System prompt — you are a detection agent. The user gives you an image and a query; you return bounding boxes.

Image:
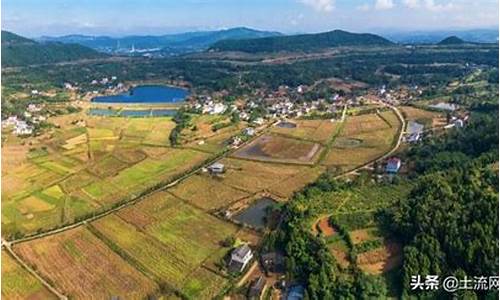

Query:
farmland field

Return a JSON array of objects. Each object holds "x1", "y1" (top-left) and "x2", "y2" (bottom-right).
[
  {"x1": 270, "y1": 119, "x2": 342, "y2": 143},
  {"x1": 399, "y1": 106, "x2": 446, "y2": 128},
  {"x1": 1, "y1": 251, "x2": 57, "y2": 300},
  {"x1": 322, "y1": 111, "x2": 401, "y2": 172},
  {"x1": 14, "y1": 227, "x2": 158, "y2": 299},
  {"x1": 217, "y1": 158, "x2": 311, "y2": 193},
  {"x1": 232, "y1": 134, "x2": 322, "y2": 164},
  {"x1": 1, "y1": 114, "x2": 216, "y2": 238},
  {"x1": 91, "y1": 191, "x2": 239, "y2": 297},
  {"x1": 169, "y1": 174, "x2": 252, "y2": 210}
]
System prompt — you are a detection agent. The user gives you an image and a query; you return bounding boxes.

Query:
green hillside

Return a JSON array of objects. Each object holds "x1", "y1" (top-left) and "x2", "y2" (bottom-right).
[
  {"x1": 209, "y1": 29, "x2": 393, "y2": 53},
  {"x1": 438, "y1": 36, "x2": 466, "y2": 45},
  {"x1": 2, "y1": 31, "x2": 106, "y2": 67}
]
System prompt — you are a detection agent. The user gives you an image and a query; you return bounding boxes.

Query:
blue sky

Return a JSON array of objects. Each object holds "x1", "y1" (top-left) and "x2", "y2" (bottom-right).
[{"x1": 2, "y1": 0, "x2": 498, "y2": 37}]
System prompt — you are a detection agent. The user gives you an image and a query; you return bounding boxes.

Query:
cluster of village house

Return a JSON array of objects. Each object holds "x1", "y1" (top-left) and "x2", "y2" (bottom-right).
[
  {"x1": 1, "y1": 104, "x2": 47, "y2": 136},
  {"x1": 226, "y1": 243, "x2": 304, "y2": 299}
]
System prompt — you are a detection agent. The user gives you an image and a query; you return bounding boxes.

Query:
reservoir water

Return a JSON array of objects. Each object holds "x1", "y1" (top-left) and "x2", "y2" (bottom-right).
[{"x1": 92, "y1": 85, "x2": 189, "y2": 104}]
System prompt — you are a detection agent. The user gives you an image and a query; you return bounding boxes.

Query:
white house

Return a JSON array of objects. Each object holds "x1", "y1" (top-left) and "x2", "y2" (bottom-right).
[
  {"x1": 208, "y1": 162, "x2": 225, "y2": 174},
  {"x1": 244, "y1": 127, "x2": 255, "y2": 136},
  {"x1": 229, "y1": 244, "x2": 253, "y2": 272}
]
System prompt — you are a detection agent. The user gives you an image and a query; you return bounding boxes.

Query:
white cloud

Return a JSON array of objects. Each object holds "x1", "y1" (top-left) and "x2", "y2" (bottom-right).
[
  {"x1": 403, "y1": 0, "x2": 454, "y2": 11},
  {"x1": 423, "y1": 0, "x2": 454, "y2": 12},
  {"x1": 403, "y1": 0, "x2": 420, "y2": 9},
  {"x1": 356, "y1": 4, "x2": 371, "y2": 11},
  {"x1": 375, "y1": 0, "x2": 394, "y2": 10},
  {"x1": 299, "y1": 0, "x2": 335, "y2": 12}
]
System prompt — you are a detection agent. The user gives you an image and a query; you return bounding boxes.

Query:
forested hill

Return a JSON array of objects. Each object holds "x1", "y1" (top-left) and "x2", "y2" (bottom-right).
[
  {"x1": 208, "y1": 29, "x2": 394, "y2": 53},
  {"x1": 438, "y1": 36, "x2": 466, "y2": 45},
  {"x1": 2, "y1": 31, "x2": 107, "y2": 67}
]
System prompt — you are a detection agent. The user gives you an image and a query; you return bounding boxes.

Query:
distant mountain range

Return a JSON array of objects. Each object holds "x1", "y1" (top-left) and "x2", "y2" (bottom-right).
[
  {"x1": 2, "y1": 31, "x2": 106, "y2": 67},
  {"x1": 209, "y1": 29, "x2": 393, "y2": 53},
  {"x1": 38, "y1": 27, "x2": 282, "y2": 55},
  {"x1": 381, "y1": 28, "x2": 498, "y2": 44}
]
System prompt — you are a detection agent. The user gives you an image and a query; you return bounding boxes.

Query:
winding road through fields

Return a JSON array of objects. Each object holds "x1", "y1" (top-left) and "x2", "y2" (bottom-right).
[{"x1": 2, "y1": 103, "x2": 405, "y2": 299}]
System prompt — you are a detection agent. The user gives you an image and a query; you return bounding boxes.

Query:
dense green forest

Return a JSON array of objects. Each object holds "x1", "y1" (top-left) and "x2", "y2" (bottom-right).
[
  {"x1": 267, "y1": 110, "x2": 498, "y2": 299},
  {"x1": 1, "y1": 31, "x2": 106, "y2": 67},
  {"x1": 209, "y1": 29, "x2": 393, "y2": 53},
  {"x1": 385, "y1": 112, "x2": 498, "y2": 298},
  {"x1": 2, "y1": 44, "x2": 497, "y2": 93}
]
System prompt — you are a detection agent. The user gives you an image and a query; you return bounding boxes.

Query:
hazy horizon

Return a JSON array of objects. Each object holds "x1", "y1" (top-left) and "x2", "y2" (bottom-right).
[{"x1": 2, "y1": 0, "x2": 499, "y2": 38}]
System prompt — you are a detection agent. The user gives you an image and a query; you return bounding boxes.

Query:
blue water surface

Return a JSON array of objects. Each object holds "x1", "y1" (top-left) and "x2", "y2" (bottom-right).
[{"x1": 93, "y1": 85, "x2": 189, "y2": 104}]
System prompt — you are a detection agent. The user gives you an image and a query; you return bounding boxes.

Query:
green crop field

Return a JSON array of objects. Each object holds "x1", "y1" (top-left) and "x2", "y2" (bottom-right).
[{"x1": 1, "y1": 115, "x2": 214, "y2": 238}]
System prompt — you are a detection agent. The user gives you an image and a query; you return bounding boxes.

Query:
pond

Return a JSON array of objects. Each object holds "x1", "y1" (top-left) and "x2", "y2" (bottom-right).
[
  {"x1": 88, "y1": 108, "x2": 177, "y2": 117},
  {"x1": 276, "y1": 121, "x2": 297, "y2": 128},
  {"x1": 233, "y1": 197, "x2": 277, "y2": 229},
  {"x1": 92, "y1": 85, "x2": 189, "y2": 104}
]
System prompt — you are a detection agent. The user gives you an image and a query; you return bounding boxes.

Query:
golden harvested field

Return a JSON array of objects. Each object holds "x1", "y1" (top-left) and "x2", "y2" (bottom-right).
[
  {"x1": 267, "y1": 166, "x2": 326, "y2": 198},
  {"x1": 322, "y1": 111, "x2": 401, "y2": 171},
  {"x1": 169, "y1": 174, "x2": 252, "y2": 210},
  {"x1": 14, "y1": 228, "x2": 158, "y2": 299},
  {"x1": 2, "y1": 251, "x2": 57, "y2": 300},
  {"x1": 217, "y1": 158, "x2": 309, "y2": 193},
  {"x1": 400, "y1": 106, "x2": 445, "y2": 127},
  {"x1": 92, "y1": 192, "x2": 238, "y2": 296},
  {"x1": 270, "y1": 119, "x2": 341, "y2": 143}
]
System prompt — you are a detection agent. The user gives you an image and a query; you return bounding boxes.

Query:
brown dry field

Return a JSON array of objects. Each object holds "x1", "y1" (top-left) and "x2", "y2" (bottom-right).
[
  {"x1": 322, "y1": 111, "x2": 401, "y2": 171},
  {"x1": 14, "y1": 227, "x2": 157, "y2": 299},
  {"x1": 271, "y1": 119, "x2": 341, "y2": 143},
  {"x1": 232, "y1": 134, "x2": 321, "y2": 164},
  {"x1": 218, "y1": 158, "x2": 309, "y2": 193},
  {"x1": 267, "y1": 166, "x2": 325, "y2": 199},
  {"x1": 357, "y1": 242, "x2": 403, "y2": 275},
  {"x1": 316, "y1": 216, "x2": 336, "y2": 237},
  {"x1": 169, "y1": 174, "x2": 252, "y2": 211},
  {"x1": 400, "y1": 106, "x2": 444, "y2": 122},
  {"x1": 2, "y1": 251, "x2": 57, "y2": 300},
  {"x1": 340, "y1": 113, "x2": 391, "y2": 137}
]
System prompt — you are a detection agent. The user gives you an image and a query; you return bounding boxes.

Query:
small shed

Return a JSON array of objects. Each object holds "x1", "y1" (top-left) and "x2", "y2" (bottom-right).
[
  {"x1": 248, "y1": 276, "x2": 266, "y2": 299},
  {"x1": 208, "y1": 162, "x2": 225, "y2": 174}
]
